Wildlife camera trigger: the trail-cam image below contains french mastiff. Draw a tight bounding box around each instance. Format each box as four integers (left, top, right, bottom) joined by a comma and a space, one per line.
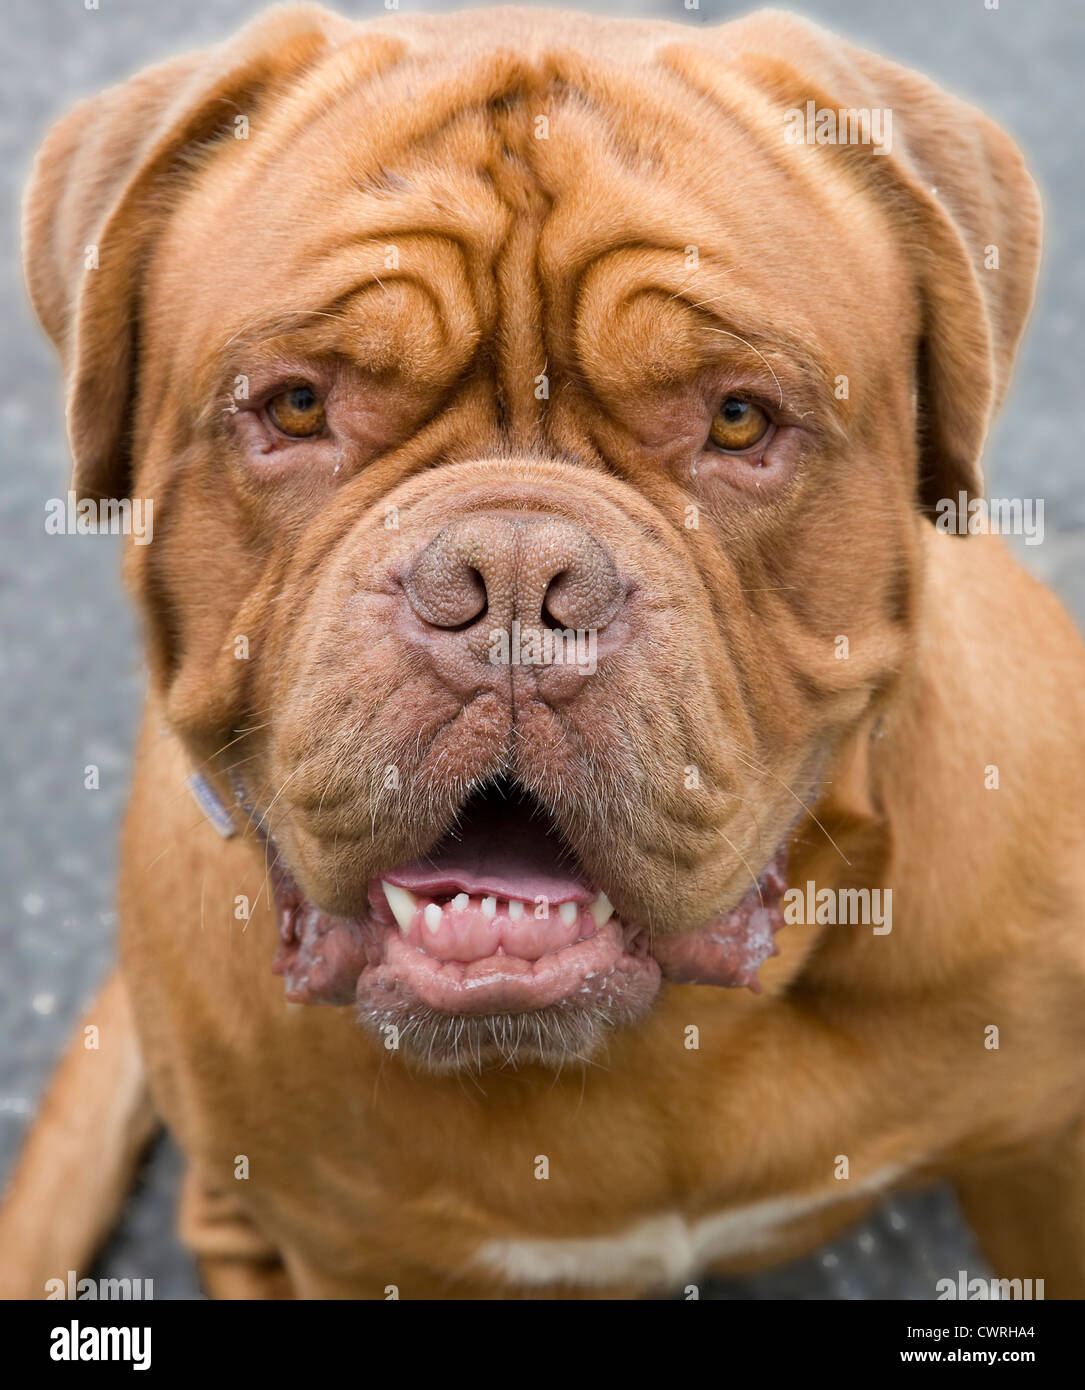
3, 5, 1084, 1300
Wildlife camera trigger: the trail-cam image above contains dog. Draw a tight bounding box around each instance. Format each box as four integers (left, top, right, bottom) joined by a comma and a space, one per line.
2, 3, 1083, 1300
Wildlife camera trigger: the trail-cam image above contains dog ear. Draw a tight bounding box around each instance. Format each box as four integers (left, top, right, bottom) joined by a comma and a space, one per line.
674, 12, 1042, 520
23, 3, 356, 501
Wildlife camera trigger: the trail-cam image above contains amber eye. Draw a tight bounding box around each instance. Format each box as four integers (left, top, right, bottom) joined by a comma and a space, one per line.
708, 397, 771, 452
266, 385, 326, 438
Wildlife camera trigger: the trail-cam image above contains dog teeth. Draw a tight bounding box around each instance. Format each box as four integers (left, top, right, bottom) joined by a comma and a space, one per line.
382, 881, 418, 932
590, 891, 615, 928
383, 886, 609, 936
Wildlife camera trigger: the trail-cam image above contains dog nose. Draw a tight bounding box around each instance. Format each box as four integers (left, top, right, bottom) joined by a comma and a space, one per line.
403, 513, 626, 634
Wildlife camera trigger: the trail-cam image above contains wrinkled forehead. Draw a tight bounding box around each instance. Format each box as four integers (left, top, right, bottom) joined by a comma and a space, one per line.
152, 34, 913, 395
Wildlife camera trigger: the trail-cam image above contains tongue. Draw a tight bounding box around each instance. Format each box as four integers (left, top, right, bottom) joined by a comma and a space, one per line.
383, 798, 593, 904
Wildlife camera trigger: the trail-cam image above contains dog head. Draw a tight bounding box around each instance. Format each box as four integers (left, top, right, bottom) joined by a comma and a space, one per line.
26, 5, 1040, 1068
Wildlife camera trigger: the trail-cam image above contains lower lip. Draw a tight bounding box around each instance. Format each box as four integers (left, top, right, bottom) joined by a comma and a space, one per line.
272, 846, 788, 1016
271, 873, 662, 1017
358, 920, 661, 1016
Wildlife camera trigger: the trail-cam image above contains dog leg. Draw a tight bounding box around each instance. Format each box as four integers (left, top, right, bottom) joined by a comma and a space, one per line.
178, 1171, 294, 1299
0, 969, 157, 1299
953, 1114, 1085, 1299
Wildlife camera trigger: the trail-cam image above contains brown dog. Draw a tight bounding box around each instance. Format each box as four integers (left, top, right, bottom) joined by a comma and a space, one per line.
3, 3, 1084, 1301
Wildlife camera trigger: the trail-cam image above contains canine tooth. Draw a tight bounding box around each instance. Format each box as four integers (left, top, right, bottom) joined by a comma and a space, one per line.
559, 901, 579, 928
481, 896, 497, 919
590, 892, 615, 928
452, 893, 469, 912
424, 903, 443, 934
508, 900, 525, 920
382, 881, 418, 932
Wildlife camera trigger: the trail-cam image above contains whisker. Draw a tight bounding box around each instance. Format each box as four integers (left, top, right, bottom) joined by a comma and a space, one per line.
699, 325, 784, 407
731, 747, 850, 867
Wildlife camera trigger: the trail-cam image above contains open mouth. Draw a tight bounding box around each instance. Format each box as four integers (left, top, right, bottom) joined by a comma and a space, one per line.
268, 779, 787, 1062
372, 783, 654, 1014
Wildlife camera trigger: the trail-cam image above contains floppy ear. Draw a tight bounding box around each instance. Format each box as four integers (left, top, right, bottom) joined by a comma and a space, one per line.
674, 11, 1042, 518
23, 3, 356, 501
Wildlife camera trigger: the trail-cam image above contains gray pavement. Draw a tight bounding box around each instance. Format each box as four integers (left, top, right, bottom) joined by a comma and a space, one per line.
1, 0, 1082, 1300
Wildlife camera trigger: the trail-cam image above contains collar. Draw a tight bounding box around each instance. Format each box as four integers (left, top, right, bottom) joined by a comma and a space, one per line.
185, 769, 247, 839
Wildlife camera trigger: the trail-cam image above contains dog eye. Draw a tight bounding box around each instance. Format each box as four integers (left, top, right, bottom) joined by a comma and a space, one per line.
709, 398, 771, 452
266, 385, 326, 438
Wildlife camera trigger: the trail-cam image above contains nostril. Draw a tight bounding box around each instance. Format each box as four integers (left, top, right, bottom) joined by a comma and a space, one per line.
540, 572, 567, 630
442, 570, 488, 632
540, 559, 623, 632
404, 554, 489, 631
